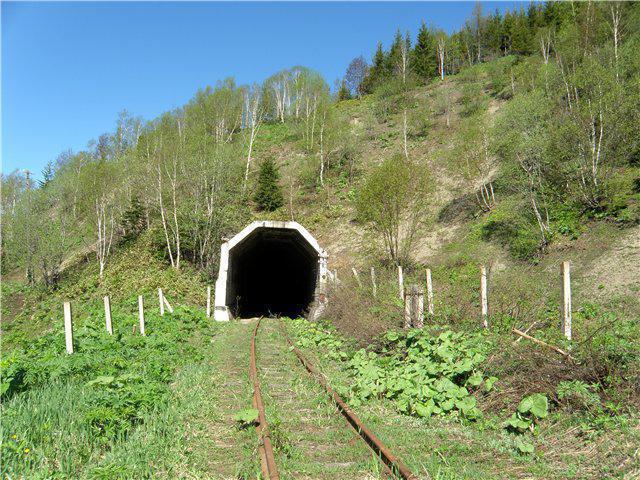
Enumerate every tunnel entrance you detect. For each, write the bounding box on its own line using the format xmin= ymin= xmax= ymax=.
xmin=214 ymin=221 xmax=328 ymax=321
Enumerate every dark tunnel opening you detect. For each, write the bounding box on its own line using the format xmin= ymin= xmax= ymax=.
xmin=226 ymin=228 xmax=318 ymax=318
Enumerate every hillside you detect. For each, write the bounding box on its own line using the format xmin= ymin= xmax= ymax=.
xmin=2 ymin=2 xmax=640 ymax=478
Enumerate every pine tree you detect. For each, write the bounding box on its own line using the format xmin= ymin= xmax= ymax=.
xmin=362 ymin=42 xmax=387 ymax=93
xmin=254 ymin=157 xmax=284 ymax=211
xmin=337 ymin=79 xmax=351 ymax=101
xmin=122 ymin=194 xmax=146 ymax=241
xmin=39 ymin=161 xmax=54 ymax=189
xmin=413 ymin=22 xmax=438 ymax=82
xmin=386 ymin=29 xmax=404 ymax=75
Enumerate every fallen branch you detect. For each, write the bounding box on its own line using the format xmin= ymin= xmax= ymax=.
xmin=513 ymin=320 xmax=539 ymax=344
xmin=512 ymin=328 xmax=575 ymax=361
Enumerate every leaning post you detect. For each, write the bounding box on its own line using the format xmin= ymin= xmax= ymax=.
xmin=561 ymin=261 xmax=572 ymax=341
xmin=138 ymin=295 xmax=146 ymax=336
xmin=104 ymin=296 xmax=113 ymax=335
xmin=63 ymin=301 xmax=73 ymax=354
xmin=352 ymin=267 xmax=363 ymax=288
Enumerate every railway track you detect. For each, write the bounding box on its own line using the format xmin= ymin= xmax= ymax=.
xmin=249 ymin=317 xmax=418 ymax=480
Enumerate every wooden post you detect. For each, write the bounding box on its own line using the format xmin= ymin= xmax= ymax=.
xmin=480 ymin=265 xmax=488 ymax=328
xmin=371 ymin=267 xmax=377 ymax=298
xmin=163 ymin=295 xmax=174 ymax=314
xmin=138 ymin=295 xmax=146 ymax=336
xmin=398 ymin=265 xmax=404 ymax=301
xmin=403 ymin=285 xmax=424 ymax=329
xmin=351 ymin=267 xmax=362 ymax=288
xmin=403 ymin=290 xmax=411 ymax=329
xmin=63 ymin=301 xmax=73 ymax=354
xmin=561 ymin=261 xmax=572 ymax=341
xmin=206 ymin=286 xmax=211 ymax=318
xmin=425 ymin=268 xmax=434 ymax=316
xmin=104 ymin=296 xmax=113 ymax=335
xmin=158 ymin=288 xmax=165 ymax=316
xmin=333 ymin=269 xmax=338 ymax=285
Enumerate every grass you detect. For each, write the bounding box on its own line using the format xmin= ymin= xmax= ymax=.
xmin=283 ymin=317 xmax=640 ymax=479
xmin=255 ymin=319 xmax=381 ymax=479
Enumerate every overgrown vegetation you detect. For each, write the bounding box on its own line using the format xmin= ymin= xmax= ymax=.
xmin=1 ymin=305 xmax=215 ymax=478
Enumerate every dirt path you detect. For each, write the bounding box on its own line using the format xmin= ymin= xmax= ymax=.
xmin=255 ymin=319 xmax=381 ymax=479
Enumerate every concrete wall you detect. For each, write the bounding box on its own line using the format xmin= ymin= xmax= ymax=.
xmin=214 ymin=221 xmax=328 ymax=321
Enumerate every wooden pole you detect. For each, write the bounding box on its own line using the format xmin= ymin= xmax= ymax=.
xmin=371 ymin=267 xmax=377 ymax=298
xmin=351 ymin=267 xmax=362 ymax=288
xmin=104 ymin=296 xmax=113 ymax=335
xmin=63 ymin=301 xmax=73 ymax=354
xmin=333 ymin=269 xmax=338 ymax=285
xmin=158 ymin=288 xmax=165 ymax=316
xmin=412 ymin=285 xmax=425 ymax=328
xmin=561 ymin=261 xmax=572 ymax=341
xmin=206 ymin=286 xmax=211 ymax=318
xmin=138 ymin=295 xmax=146 ymax=336
xmin=403 ymin=290 xmax=411 ymax=329
xmin=425 ymin=268 xmax=434 ymax=316
xmin=398 ymin=265 xmax=404 ymax=301
xmin=480 ymin=265 xmax=488 ymax=328
xmin=163 ymin=295 xmax=174 ymax=314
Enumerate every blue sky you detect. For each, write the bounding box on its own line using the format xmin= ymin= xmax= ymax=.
xmin=2 ymin=1 xmax=523 ymax=176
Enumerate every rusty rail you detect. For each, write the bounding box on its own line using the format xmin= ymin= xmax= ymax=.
xmin=249 ymin=317 xmax=280 ymax=480
xmin=277 ymin=320 xmax=418 ymax=480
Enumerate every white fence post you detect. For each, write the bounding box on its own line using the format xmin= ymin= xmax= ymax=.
xmin=158 ymin=288 xmax=165 ymax=316
xmin=425 ymin=268 xmax=434 ymax=316
xmin=561 ymin=261 xmax=572 ymax=341
xmin=480 ymin=265 xmax=488 ymax=328
xmin=398 ymin=265 xmax=404 ymax=301
xmin=63 ymin=301 xmax=73 ymax=354
xmin=206 ymin=286 xmax=211 ymax=318
xmin=104 ymin=296 xmax=113 ymax=335
xmin=352 ymin=267 xmax=362 ymax=288
xmin=371 ymin=267 xmax=377 ymax=298
xmin=138 ymin=295 xmax=146 ymax=336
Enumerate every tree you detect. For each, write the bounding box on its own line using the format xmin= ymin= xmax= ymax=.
xmin=345 ymin=56 xmax=368 ymax=97
xmin=39 ymin=161 xmax=54 ymax=189
xmin=243 ymin=84 xmax=263 ymax=190
xmin=413 ymin=22 xmax=438 ymax=82
xmin=356 ymin=155 xmax=430 ymax=265
xmin=337 ymin=79 xmax=351 ymax=101
xmin=254 ymin=157 xmax=284 ymax=212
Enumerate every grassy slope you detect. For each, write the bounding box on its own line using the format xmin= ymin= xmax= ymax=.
xmin=2 ymin=61 xmax=639 ymax=479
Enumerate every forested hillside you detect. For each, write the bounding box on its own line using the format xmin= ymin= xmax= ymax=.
xmin=1 ymin=2 xmax=639 ymax=478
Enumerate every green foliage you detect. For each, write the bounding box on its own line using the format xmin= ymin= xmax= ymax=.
xmin=289 ymin=319 xmax=494 ymax=421
xmin=356 ymin=155 xmax=430 ymax=265
xmin=253 ymin=157 xmax=284 ymax=212
xmin=1 ymin=305 xmax=214 ymax=477
xmin=504 ymin=393 xmax=548 ymax=434
xmin=234 ymin=408 xmax=259 ymax=425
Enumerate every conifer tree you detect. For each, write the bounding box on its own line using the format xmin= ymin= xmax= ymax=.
xmin=337 ymin=79 xmax=351 ymax=101
xmin=413 ymin=22 xmax=438 ymax=82
xmin=254 ymin=157 xmax=284 ymax=211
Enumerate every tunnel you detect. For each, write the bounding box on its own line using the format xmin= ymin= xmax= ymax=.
xmin=214 ymin=221 xmax=328 ymax=321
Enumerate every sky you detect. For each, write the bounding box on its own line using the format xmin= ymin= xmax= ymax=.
xmin=2 ymin=1 xmax=524 ymax=176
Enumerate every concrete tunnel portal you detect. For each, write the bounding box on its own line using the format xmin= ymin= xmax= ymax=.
xmin=214 ymin=221 xmax=328 ymax=321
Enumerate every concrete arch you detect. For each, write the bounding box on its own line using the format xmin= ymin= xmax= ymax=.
xmin=214 ymin=221 xmax=328 ymax=321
